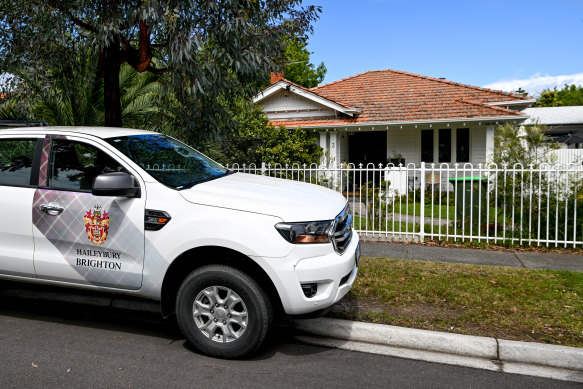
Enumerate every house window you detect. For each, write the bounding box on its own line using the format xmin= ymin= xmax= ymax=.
xmin=456 ymin=128 xmax=470 ymax=163
xmin=421 ymin=130 xmax=433 ymax=162
xmin=438 ymin=129 xmax=451 ymax=162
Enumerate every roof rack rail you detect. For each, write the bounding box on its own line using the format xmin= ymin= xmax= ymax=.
xmin=0 ymin=120 xmax=49 ymax=128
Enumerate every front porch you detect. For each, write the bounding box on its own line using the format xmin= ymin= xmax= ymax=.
xmin=318 ymin=122 xmax=496 ymax=168
xmin=316 ymin=122 xmax=496 ymax=192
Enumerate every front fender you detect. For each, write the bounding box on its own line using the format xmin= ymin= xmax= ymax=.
xmin=140 ymin=203 xmax=292 ymax=298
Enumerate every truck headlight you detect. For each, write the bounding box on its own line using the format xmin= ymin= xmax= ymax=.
xmin=275 ymin=221 xmax=333 ymax=244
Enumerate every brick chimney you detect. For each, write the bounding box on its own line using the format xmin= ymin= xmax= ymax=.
xmin=270 ymin=72 xmax=284 ymax=84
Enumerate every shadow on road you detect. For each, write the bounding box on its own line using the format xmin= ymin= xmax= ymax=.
xmin=0 ymin=280 xmax=331 ymax=360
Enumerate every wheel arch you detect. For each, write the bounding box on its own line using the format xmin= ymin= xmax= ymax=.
xmin=160 ymin=245 xmax=283 ymax=318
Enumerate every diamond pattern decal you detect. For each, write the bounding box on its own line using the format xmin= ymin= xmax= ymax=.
xmin=33 ymin=189 xmax=144 ymax=289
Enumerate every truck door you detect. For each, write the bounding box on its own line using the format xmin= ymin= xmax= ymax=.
xmin=32 ymin=136 xmax=145 ymax=290
xmin=0 ymin=136 xmax=40 ymax=277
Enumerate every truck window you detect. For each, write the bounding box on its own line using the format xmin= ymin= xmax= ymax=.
xmin=48 ymin=139 xmax=126 ymax=191
xmin=106 ymin=134 xmax=227 ymax=189
xmin=0 ymin=139 xmax=36 ymax=187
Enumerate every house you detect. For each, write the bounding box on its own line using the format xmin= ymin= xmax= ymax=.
xmin=253 ymin=70 xmax=534 ymax=168
xmin=523 ymin=106 xmax=583 ymax=149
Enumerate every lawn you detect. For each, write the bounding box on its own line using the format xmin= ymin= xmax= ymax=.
xmin=327 ymin=257 xmax=583 ymax=348
xmin=353 ymin=210 xmax=513 ymax=241
xmin=391 ymin=201 xmax=456 ymax=220
xmin=353 ymin=215 xmax=458 ymax=238
xmin=353 ymin=215 xmax=423 ymax=233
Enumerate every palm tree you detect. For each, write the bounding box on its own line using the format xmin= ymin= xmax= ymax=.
xmin=0 ymin=99 xmax=30 ymax=121
xmin=6 ymin=52 xmax=162 ymax=129
xmin=118 ymin=63 xmax=162 ymax=129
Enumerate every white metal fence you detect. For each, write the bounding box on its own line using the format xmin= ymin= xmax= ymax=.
xmin=226 ymin=162 xmax=583 ymax=248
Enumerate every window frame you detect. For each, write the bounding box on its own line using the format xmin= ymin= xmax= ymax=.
xmin=0 ymin=136 xmax=43 ymax=189
xmin=421 ymin=129 xmax=434 ymax=163
xmin=438 ymin=128 xmax=452 ymax=163
xmin=419 ymin=128 xmax=472 ymax=164
xmin=456 ymin=128 xmax=470 ymax=163
xmin=44 ymin=137 xmax=133 ymax=194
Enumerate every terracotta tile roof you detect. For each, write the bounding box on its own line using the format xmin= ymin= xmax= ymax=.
xmin=268 ymin=69 xmax=530 ymax=128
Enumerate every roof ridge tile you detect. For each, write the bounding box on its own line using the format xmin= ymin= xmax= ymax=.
xmin=313 ymin=69 xmax=530 ymax=101
xmin=310 ymin=70 xmax=372 ymax=91
xmin=455 ymin=98 xmax=523 ymax=116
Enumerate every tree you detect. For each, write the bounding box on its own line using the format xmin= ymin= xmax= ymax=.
xmin=490 ymin=123 xmax=574 ymax=243
xmin=0 ymin=100 xmax=28 ymax=121
xmin=25 ymin=48 xmax=104 ymax=127
xmin=282 ymin=37 xmax=326 ymax=88
xmin=534 ymin=84 xmax=583 ymax=107
xmin=511 ymin=87 xmax=528 ymax=97
xmin=5 ymin=54 xmax=161 ymax=128
xmin=0 ymin=1 xmax=320 ymax=128
xmin=206 ymin=98 xmax=322 ymax=166
xmin=492 ymin=122 xmax=558 ymax=167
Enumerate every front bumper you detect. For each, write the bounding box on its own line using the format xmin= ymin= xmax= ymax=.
xmin=253 ymin=230 xmax=360 ymax=315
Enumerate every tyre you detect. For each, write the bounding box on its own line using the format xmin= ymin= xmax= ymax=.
xmin=176 ymin=264 xmax=273 ymax=358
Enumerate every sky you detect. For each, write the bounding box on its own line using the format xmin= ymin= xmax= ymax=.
xmin=306 ymin=0 xmax=583 ymax=97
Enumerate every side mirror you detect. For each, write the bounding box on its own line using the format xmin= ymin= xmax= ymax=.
xmin=92 ymin=172 xmax=140 ymax=198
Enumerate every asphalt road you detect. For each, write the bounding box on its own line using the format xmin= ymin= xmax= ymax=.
xmin=0 ymin=295 xmax=579 ymax=388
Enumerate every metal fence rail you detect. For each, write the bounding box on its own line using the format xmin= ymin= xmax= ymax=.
xmin=226 ymin=162 xmax=583 ymax=248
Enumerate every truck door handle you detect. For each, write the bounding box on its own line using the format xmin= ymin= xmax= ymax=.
xmin=40 ymin=203 xmax=65 ymax=216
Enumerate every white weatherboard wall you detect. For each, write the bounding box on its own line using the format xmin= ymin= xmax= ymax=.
xmin=314 ymin=124 xmax=492 ymax=167
xmin=387 ymin=128 xmax=418 ymax=165
xmin=261 ymin=90 xmax=335 ymax=120
xmin=385 ymin=125 xmax=489 ymax=166
xmin=471 ymin=125 xmax=487 ymax=165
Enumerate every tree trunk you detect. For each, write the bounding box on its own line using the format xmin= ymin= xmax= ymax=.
xmin=103 ymin=39 xmax=122 ymax=127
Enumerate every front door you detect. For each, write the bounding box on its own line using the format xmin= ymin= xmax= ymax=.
xmin=349 ymin=131 xmax=387 ymax=186
xmin=32 ymin=136 xmax=145 ymax=290
xmin=348 ymin=131 xmax=387 ymax=166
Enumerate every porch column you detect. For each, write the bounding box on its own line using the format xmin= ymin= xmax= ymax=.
xmin=485 ymin=125 xmax=495 ymax=163
xmin=319 ymin=131 xmax=328 ymax=164
xmin=330 ymin=131 xmax=338 ymax=165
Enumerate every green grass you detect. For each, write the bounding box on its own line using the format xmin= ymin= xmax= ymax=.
xmin=389 ymin=200 xmax=503 ymax=222
xmin=327 ymin=257 xmax=583 ymax=348
xmin=390 ymin=201 xmax=456 ymax=220
xmin=354 ymin=212 xmax=511 ymax=239
xmin=353 ymin=215 xmax=429 ymax=233
xmin=353 ymin=215 xmax=473 ymax=238
xmin=357 ymin=199 xmax=502 ymax=223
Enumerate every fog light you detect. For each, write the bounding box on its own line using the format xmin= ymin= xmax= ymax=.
xmin=301 ymin=283 xmax=318 ymax=298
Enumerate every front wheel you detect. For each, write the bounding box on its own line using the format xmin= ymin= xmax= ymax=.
xmin=176 ymin=265 xmax=273 ymax=358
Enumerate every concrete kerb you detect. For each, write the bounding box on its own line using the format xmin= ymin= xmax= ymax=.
xmin=2 ymin=281 xmax=581 ymax=382
xmin=293 ymin=318 xmax=583 ymax=383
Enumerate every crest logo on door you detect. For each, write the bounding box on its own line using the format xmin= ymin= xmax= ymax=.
xmin=84 ymin=205 xmax=110 ymax=245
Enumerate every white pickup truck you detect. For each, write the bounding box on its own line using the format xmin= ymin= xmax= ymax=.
xmin=0 ymin=126 xmax=359 ymax=357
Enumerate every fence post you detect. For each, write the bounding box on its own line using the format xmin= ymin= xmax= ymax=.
xmin=261 ymin=162 xmax=266 ymax=176
xmin=419 ymin=162 xmax=426 ymax=242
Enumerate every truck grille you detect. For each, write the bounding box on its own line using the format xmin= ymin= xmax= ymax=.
xmin=330 ymin=204 xmax=353 ymax=254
